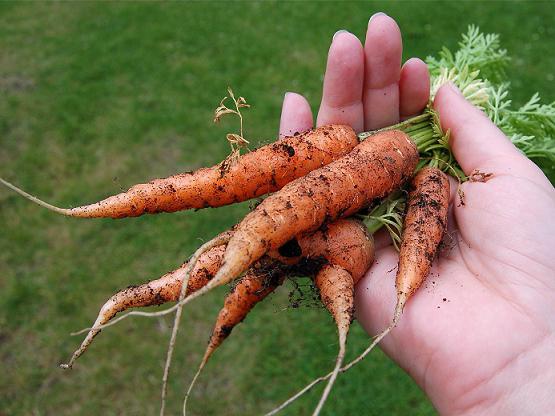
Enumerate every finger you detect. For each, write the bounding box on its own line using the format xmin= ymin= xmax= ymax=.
xmin=354 ymin=246 xmax=398 ymax=338
xmin=279 ymin=92 xmax=313 ymax=138
xmin=363 ymin=13 xmax=402 ymax=130
xmin=316 ymin=30 xmax=365 ymax=132
xmin=433 ymin=83 xmax=525 ymax=175
xmin=399 ymin=58 xmax=430 ymax=120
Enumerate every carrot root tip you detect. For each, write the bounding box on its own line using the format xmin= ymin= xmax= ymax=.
xmin=312 ymin=329 xmax=348 ymax=416
xmin=0 ymin=177 xmax=72 ymax=216
xmin=183 ymin=360 xmax=207 ymax=416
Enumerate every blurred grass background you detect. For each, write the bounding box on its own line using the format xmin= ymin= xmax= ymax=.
xmin=0 ymin=2 xmax=553 ymax=415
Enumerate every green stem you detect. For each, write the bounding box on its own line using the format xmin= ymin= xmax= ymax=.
xmin=357 ymin=111 xmax=440 ymax=154
xmin=362 ymin=191 xmax=404 ymax=235
xmin=357 ymin=112 xmax=431 ymax=141
xmin=363 ymin=203 xmax=389 ymax=235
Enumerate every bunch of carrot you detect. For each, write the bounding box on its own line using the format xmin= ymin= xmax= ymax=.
xmin=0 ymin=118 xmax=450 ymax=415
xmin=2 ymin=26 xmax=551 ymax=415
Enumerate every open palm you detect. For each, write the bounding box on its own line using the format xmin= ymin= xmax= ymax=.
xmin=280 ymin=14 xmax=555 ymax=415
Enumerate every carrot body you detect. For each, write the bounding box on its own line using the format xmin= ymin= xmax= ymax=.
xmin=62 ymin=244 xmax=226 ymax=368
xmin=28 ymin=125 xmax=357 ymax=218
xmin=315 ymin=265 xmax=354 ymax=330
xmin=203 ymin=261 xmax=285 ymax=364
xmin=395 ymin=166 xmax=450 ymax=313
xmin=297 ymin=218 xmax=374 ymax=284
xmin=210 ymin=130 xmax=417 ymax=290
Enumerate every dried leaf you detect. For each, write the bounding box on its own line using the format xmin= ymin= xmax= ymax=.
xmin=227 ymin=87 xmax=236 ymax=101
xmin=214 ymin=97 xmax=238 ymax=123
xmin=237 ymin=96 xmax=250 ymax=108
xmin=226 ymin=133 xmax=250 ymax=146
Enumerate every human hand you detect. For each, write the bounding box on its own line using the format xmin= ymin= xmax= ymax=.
xmin=355 ymin=83 xmax=555 ymax=415
xmin=279 ymin=13 xmax=555 ymax=415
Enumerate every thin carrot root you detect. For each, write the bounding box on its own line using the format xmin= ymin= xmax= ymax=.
xmin=0 ymin=125 xmax=358 ymax=219
xmin=183 ymin=262 xmax=285 ymax=415
xmin=264 ymin=327 xmax=393 ymax=416
xmin=312 ymin=264 xmax=353 ymax=416
xmin=159 ymin=231 xmax=233 ymax=416
xmin=0 ymin=177 xmax=72 ymax=216
xmin=183 ymin=360 xmax=207 ymax=416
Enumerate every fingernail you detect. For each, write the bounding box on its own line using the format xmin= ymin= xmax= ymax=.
xmin=333 ymin=29 xmax=350 ymax=41
xmin=369 ymin=12 xmax=387 ymax=24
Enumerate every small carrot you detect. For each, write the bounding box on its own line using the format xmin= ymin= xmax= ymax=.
xmin=393 ymin=166 xmax=450 ymax=319
xmin=204 ymin=261 xmax=285 ymax=366
xmin=312 ymin=264 xmax=354 ymax=416
xmin=183 ymin=260 xmax=286 ymax=414
xmin=299 ymin=218 xmax=374 ymax=416
xmin=61 ymin=242 xmax=228 ymax=369
xmin=0 ymin=125 xmax=357 ymax=218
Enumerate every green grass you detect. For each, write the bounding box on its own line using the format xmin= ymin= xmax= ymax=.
xmin=1 ymin=2 xmax=553 ymax=415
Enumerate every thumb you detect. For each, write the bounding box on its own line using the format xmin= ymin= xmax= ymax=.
xmin=278 ymin=92 xmax=313 ymax=138
xmin=434 ymin=83 xmax=526 ymax=176
xmin=434 ymin=83 xmax=552 ymax=191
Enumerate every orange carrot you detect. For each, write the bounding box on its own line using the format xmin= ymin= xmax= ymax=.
xmin=183 ymin=261 xmax=286 ymax=413
xmin=293 ymin=218 xmax=374 ymax=284
xmin=0 ymin=125 xmax=357 ymax=218
xmin=300 ymin=219 xmax=374 ymax=416
xmin=393 ymin=166 xmax=450 ymax=319
xmin=61 ymin=244 xmax=227 ymax=368
xmin=312 ymin=264 xmax=354 ymax=416
xmin=204 ymin=261 xmax=285 ymax=363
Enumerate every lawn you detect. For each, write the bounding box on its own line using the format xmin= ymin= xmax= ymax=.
xmin=1 ymin=2 xmax=553 ymax=415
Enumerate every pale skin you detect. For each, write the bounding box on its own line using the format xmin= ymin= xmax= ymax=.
xmin=279 ymin=13 xmax=555 ymax=415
